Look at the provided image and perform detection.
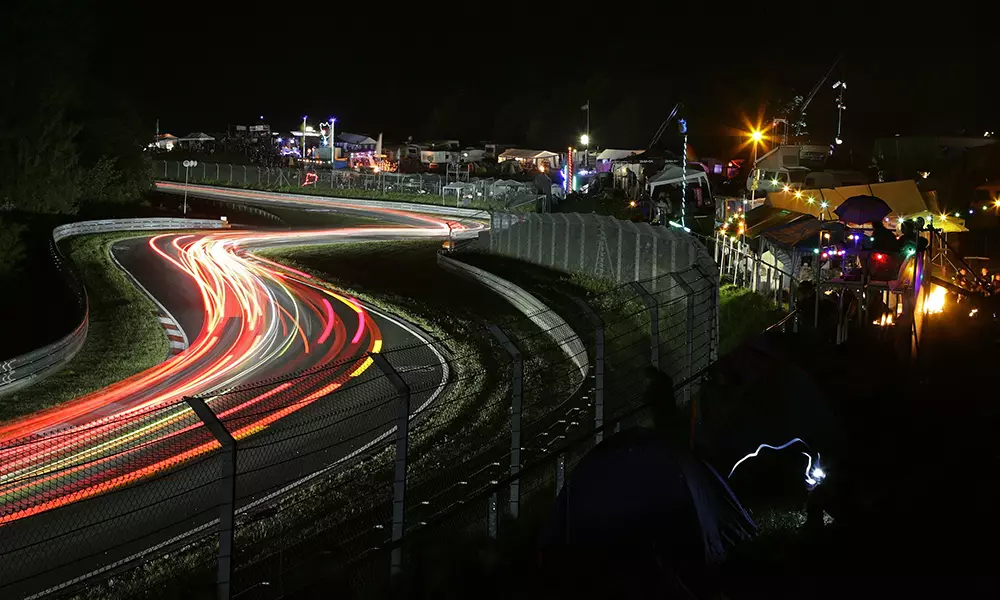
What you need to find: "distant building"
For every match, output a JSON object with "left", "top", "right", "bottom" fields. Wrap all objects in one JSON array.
[
  {"left": 497, "top": 149, "right": 560, "bottom": 171},
  {"left": 874, "top": 135, "right": 999, "bottom": 181},
  {"left": 335, "top": 133, "right": 378, "bottom": 153},
  {"left": 230, "top": 123, "right": 271, "bottom": 139},
  {"left": 154, "top": 133, "right": 178, "bottom": 151},
  {"left": 176, "top": 132, "right": 216, "bottom": 150},
  {"left": 752, "top": 144, "right": 867, "bottom": 192}
]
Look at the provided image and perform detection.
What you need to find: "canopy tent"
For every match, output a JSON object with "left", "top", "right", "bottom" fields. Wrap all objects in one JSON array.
[
  {"left": 646, "top": 165, "right": 711, "bottom": 194},
  {"left": 761, "top": 217, "right": 824, "bottom": 249},
  {"left": 766, "top": 180, "right": 932, "bottom": 220},
  {"left": 596, "top": 149, "right": 643, "bottom": 161},
  {"left": 177, "top": 132, "right": 215, "bottom": 142},
  {"left": 498, "top": 148, "right": 558, "bottom": 161},
  {"left": 335, "top": 132, "right": 377, "bottom": 147}
]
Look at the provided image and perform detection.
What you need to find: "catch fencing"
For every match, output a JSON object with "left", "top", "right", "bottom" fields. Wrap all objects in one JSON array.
[
  {"left": 154, "top": 160, "right": 538, "bottom": 210},
  {"left": 0, "top": 260, "right": 715, "bottom": 600},
  {"left": 484, "top": 212, "right": 719, "bottom": 286}
]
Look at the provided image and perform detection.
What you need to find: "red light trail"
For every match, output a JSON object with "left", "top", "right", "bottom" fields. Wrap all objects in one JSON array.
[{"left": 0, "top": 213, "right": 478, "bottom": 524}]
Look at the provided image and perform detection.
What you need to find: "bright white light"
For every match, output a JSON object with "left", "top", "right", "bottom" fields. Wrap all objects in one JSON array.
[
  {"left": 835, "top": 137, "right": 843, "bottom": 145},
  {"left": 580, "top": 134, "right": 590, "bottom": 146},
  {"left": 803, "top": 452, "right": 826, "bottom": 487}
]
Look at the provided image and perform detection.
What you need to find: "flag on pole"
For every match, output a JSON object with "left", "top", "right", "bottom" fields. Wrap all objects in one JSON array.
[{"left": 580, "top": 102, "right": 589, "bottom": 111}]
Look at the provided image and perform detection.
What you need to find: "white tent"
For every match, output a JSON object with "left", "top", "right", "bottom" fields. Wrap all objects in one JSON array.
[{"left": 177, "top": 132, "right": 215, "bottom": 142}]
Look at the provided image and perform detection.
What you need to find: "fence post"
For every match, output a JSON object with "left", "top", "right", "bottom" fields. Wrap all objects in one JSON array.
[
  {"left": 572, "top": 296, "right": 604, "bottom": 443},
  {"left": 185, "top": 397, "right": 236, "bottom": 600},
  {"left": 202, "top": 162, "right": 207, "bottom": 181},
  {"left": 228, "top": 164, "right": 233, "bottom": 184},
  {"left": 163, "top": 161, "right": 168, "bottom": 178},
  {"left": 176, "top": 161, "right": 181, "bottom": 180},
  {"left": 556, "top": 453, "right": 566, "bottom": 496},
  {"left": 371, "top": 353, "right": 410, "bottom": 577},
  {"left": 488, "top": 324, "right": 522, "bottom": 520},
  {"left": 488, "top": 491, "right": 498, "bottom": 539},
  {"left": 243, "top": 165, "right": 247, "bottom": 185},
  {"left": 629, "top": 282, "right": 659, "bottom": 369}
]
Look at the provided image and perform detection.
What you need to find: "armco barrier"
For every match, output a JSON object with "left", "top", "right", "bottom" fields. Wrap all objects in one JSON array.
[
  {"left": 155, "top": 181, "right": 491, "bottom": 221},
  {"left": 437, "top": 252, "right": 589, "bottom": 379},
  {"left": 0, "top": 218, "right": 227, "bottom": 397}
]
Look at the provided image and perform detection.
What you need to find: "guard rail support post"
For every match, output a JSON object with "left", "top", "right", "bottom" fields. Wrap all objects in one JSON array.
[
  {"left": 243, "top": 165, "right": 247, "bottom": 184},
  {"left": 371, "top": 353, "right": 410, "bottom": 578},
  {"left": 488, "top": 324, "right": 522, "bottom": 520},
  {"left": 185, "top": 396, "right": 236, "bottom": 600},
  {"left": 629, "top": 282, "right": 659, "bottom": 369},
  {"left": 571, "top": 296, "right": 604, "bottom": 443}
]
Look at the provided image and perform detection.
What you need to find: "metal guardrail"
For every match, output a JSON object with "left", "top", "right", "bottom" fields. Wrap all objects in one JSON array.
[
  {"left": 0, "top": 218, "right": 227, "bottom": 397},
  {"left": 437, "top": 252, "right": 589, "bottom": 379}
]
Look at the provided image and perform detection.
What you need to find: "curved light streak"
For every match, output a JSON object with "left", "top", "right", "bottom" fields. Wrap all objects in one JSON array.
[
  {"left": 0, "top": 218, "right": 476, "bottom": 524},
  {"left": 728, "top": 438, "right": 809, "bottom": 478}
]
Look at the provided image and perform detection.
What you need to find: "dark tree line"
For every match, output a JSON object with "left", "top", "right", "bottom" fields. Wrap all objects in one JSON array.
[{"left": 0, "top": 0, "right": 151, "bottom": 278}]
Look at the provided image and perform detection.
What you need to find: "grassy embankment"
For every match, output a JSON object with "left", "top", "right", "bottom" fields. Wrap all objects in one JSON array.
[{"left": 2, "top": 233, "right": 169, "bottom": 423}]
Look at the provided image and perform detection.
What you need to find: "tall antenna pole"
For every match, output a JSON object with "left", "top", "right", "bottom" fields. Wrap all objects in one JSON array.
[{"left": 680, "top": 118, "right": 688, "bottom": 228}]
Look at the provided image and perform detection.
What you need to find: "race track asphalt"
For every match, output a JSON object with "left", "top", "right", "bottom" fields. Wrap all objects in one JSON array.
[{"left": 0, "top": 219, "right": 462, "bottom": 598}]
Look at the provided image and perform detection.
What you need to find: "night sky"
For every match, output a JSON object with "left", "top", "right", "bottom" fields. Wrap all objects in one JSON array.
[{"left": 92, "top": 3, "right": 994, "bottom": 159}]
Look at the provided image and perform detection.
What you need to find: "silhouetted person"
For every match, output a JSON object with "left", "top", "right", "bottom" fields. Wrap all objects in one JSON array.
[
  {"left": 870, "top": 219, "right": 900, "bottom": 253},
  {"left": 538, "top": 368, "right": 754, "bottom": 599}
]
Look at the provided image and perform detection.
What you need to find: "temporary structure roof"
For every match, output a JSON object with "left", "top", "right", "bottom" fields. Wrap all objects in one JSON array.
[
  {"left": 596, "top": 149, "right": 643, "bottom": 161},
  {"left": 761, "top": 217, "right": 824, "bottom": 249},
  {"left": 646, "top": 166, "right": 711, "bottom": 193},
  {"left": 742, "top": 206, "right": 813, "bottom": 239},
  {"left": 177, "top": 132, "right": 215, "bottom": 142},
  {"left": 498, "top": 149, "right": 558, "bottom": 160},
  {"left": 336, "top": 133, "right": 377, "bottom": 146},
  {"left": 766, "top": 180, "right": 931, "bottom": 220},
  {"left": 904, "top": 210, "right": 969, "bottom": 233}
]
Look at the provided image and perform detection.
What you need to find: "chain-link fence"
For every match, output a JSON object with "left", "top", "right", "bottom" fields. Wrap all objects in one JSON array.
[
  {"left": 0, "top": 258, "right": 716, "bottom": 600},
  {"left": 153, "top": 161, "right": 540, "bottom": 211},
  {"left": 483, "top": 212, "right": 719, "bottom": 288}
]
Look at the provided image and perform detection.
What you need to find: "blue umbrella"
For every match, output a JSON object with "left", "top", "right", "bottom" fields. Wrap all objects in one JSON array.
[{"left": 834, "top": 195, "right": 892, "bottom": 224}]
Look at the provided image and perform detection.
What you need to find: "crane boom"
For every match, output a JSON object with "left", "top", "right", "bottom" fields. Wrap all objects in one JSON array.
[
  {"left": 795, "top": 54, "right": 843, "bottom": 124},
  {"left": 648, "top": 103, "right": 683, "bottom": 150}
]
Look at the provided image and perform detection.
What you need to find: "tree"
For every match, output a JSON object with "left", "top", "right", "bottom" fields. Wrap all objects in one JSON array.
[
  {"left": 0, "top": 218, "right": 27, "bottom": 280},
  {"left": 778, "top": 95, "right": 809, "bottom": 138}
]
